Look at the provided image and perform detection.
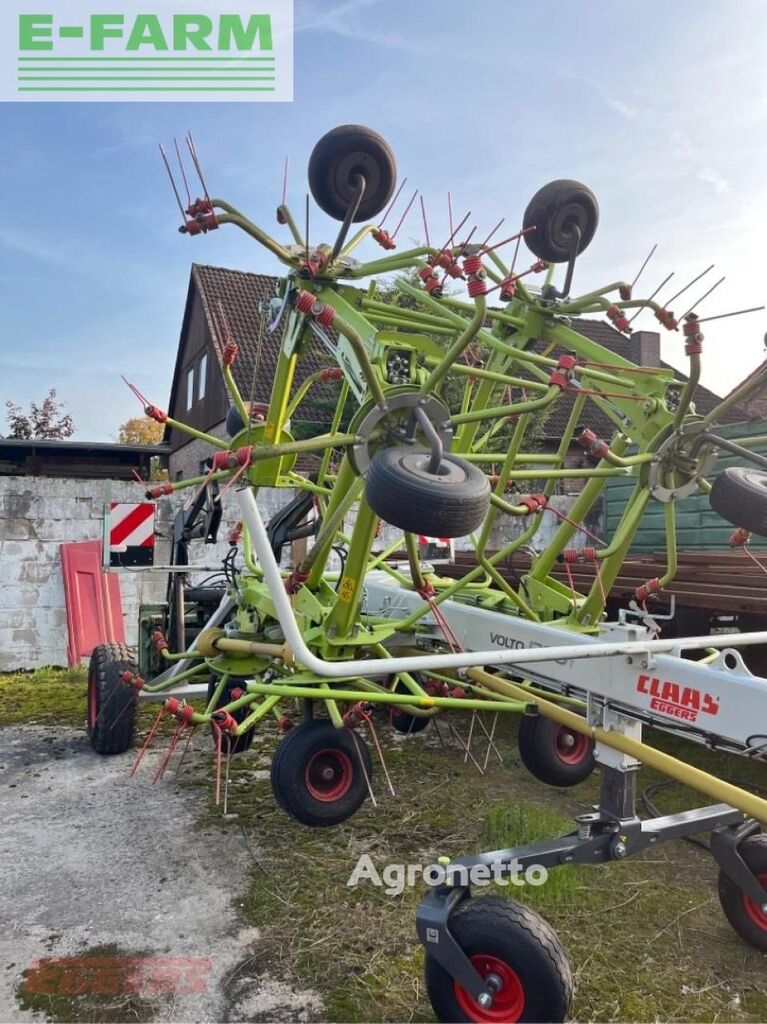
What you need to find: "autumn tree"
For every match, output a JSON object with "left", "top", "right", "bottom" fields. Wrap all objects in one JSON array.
[
  {"left": 5, "top": 389, "right": 74, "bottom": 440},
  {"left": 117, "top": 416, "right": 165, "bottom": 446},
  {"left": 116, "top": 416, "right": 168, "bottom": 480}
]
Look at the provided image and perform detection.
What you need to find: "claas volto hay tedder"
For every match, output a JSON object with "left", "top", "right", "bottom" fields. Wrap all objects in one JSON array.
[{"left": 86, "top": 125, "right": 767, "bottom": 1022}]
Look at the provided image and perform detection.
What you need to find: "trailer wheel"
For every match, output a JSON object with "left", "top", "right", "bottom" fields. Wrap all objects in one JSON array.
[
  {"left": 718, "top": 834, "right": 767, "bottom": 952},
  {"left": 710, "top": 468, "right": 767, "bottom": 537},
  {"left": 424, "top": 895, "right": 573, "bottom": 1023},
  {"left": 87, "top": 643, "right": 138, "bottom": 755},
  {"left": 517, "top": 715, "right": 595, "bottom": 787},
  {"left": 308, "top": 124, "right": 396, "bottom": 223},
  {"left": 523, "top": 179, "right": 599, "bottom": 263},
  {"left": 270, "top": 720, "right": 373, "bottom": 827},
  {"left": 388, "top": 674, "right": 431, "bottom": 735},
  {"left": 206, "top": 676, "right": 255, "bottom": 755},
  {"left": 366, "top": 447, "right": 490, "bottom": 538}
]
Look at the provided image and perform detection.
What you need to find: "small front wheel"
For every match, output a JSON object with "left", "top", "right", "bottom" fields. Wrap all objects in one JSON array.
[
  {"left": 424, "top": 895, "right": 573, "bottom": 1023},
  {"left": 523, "top": 179, "right": 598, "bottom": 263},
  {"left": 365, "top": 446, "right": 491, "bottom": 538},
  {"left": 87, "top": 643, "right": 138, "bottom": 755},
  {"left": 517, "top": 714, "right": 595, "bottom": 787},
  {"left": 308, "top": 124, "right": 396, "bottom": 223},
  {"left": 718, "top": 834, "right": 767, "bottom": 952},
  {"left": 270, "top": 720, "right": 373, "bottom": 827}
]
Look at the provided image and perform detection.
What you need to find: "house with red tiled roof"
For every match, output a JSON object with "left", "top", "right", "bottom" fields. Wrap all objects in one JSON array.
[{"left": 166, "top": 264, "right": 338, "bottom": 480}]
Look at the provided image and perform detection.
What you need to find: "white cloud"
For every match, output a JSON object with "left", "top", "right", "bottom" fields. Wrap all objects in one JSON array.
[
  {"left": 698, "top": 165, "right": 730, "bottom": 195},
  {"left": 605, "top": 96, "right": 639, "bottom": 120}
]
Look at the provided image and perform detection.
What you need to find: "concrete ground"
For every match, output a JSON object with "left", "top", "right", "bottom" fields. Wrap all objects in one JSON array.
[{"left": 0, "top": 725, "right": 323, "bottom": 1023}]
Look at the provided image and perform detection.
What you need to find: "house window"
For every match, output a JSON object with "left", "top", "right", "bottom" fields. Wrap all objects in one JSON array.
[
  {"left": 197, "top": 353, "right": 208, "bottom": 401},
  {"left": 186, "top": 366, "right": 195, "bottom": 410}
]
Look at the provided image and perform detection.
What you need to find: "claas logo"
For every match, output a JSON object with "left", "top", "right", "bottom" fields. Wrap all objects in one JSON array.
[{"left": 636, "top": 673, "right": 720, "bottom": 723}]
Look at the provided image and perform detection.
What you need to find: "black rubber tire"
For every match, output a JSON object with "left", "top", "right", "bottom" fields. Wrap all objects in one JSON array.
[
  {"left": 366, "top": 447, "right": 490, "bottom": 538},
  {"left": 710, "top": 467, "right": 767, "bottom": 537},
  {"left": 87, "top": 643, "right": 138, "bottom": 755},
  {"left": 425, "top": 894, "right": 573, "bottom": 1023},
  {"left": 270, "top": 719, "right": 373, "bottom": 827},
  {"left": 206, "top": 676, "right": 255, "bottom": 755},
  {"left": 389, "top": 674, "right": 431, "bottom": 735},
  {"left": 523, "top": 179, "right": 599, "bottom": 263},
  {"left": 718, "top": 834, "right": 767, "bottom": 952},
  {"left": 308, "top": 125, "right": 396, "bottom": 223},
  {"left": 517, "top": 714, "right": 595, "bottom": 787}
]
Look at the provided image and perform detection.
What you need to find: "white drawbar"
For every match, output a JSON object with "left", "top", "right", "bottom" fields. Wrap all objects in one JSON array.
[{"left": 237, "top": 487, "right": 767, "bottom": 677}]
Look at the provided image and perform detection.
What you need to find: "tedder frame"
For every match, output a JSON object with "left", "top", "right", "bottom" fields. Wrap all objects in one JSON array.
[{"left": 87, "top": 124, "right": 767, "bottom": 1022}]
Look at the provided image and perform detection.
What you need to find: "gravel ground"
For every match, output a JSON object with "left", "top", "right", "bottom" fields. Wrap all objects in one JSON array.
[{"left": 0, "top": 725, "right": 323, "bottom": 1022}]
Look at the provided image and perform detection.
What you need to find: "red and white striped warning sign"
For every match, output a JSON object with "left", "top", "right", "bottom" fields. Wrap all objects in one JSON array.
[{"left": 109, "top": 502, "right": 155, "bottom": 566}]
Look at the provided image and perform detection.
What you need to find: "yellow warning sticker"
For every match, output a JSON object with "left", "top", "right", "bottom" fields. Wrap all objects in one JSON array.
[{"left": 338, "top": 577, "right": 356, "bottom": 603}]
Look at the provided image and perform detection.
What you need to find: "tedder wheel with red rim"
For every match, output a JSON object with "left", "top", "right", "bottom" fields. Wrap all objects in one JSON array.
[
  {"left": 424, "top": 894, "right": 573, "bottom": 1023},
  {"left": 718, "top": 834, "right": 767, "bottom": 952},
  {"left": 87, "top": 643, "right": 138, "bottom": 756},
  {"left": 517, "top": 713, "right": 595, "bottom": 787},
  {"left": 270, "top": 719, "right": 373, "bottom": 827}
]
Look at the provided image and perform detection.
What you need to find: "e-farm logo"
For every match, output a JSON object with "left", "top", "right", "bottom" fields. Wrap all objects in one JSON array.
[{"left": 2, "top": 1, "right": 293, "bottom": 101}]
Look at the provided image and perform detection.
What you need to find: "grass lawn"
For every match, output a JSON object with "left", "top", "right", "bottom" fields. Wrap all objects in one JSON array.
[{"left": 2, "top": 668, "right": 767, "bottom": 1022}]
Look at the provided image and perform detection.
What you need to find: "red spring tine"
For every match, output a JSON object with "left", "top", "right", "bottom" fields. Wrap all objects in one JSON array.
[
  {"left": 130, "top": 706, "right": 166, "bottom": 777},
  {"left": 173, "top": 137, "right": 192, "bottom": 208},
  {"left": 663, "top": 263, "right": 714, "bottom": 308},
  {"left": 153, "top": 721, "right": 186, "bottom": 783},
  {"left": 628, "top": 271, "right": 675, "bottom": 325},
  {"left": 419, "top": 195, "right": 431, "bottom": 248},
  {"left": 630, "top": 242, "right": 658, "bottom": 290},
  {"left": 186, "top": 131, "right": 212, "bottom": 204},
  {"left": 479, "top": 217, "right": 505, "bottom": 251},
  {"left": 440, "top": 210, "right": 471, "bottom": 258},
  {"left": 480, "top": 224, "right": 536, "bottom": 258},
  {"left": 174, "top": 726, "right": 196, "bottom": 778},
  {"left": 697, "top": 304, "right": 766, "bottom": 325},
  {"left": 377, "top": 176, "right": 407, "bottom": 230},
  {"left": 121, "top": 374, "right": 151, "bottom": 408},
  {"left": 390, "top": 189, "right": 419, "bottom": 241},
  {"left": 680, "top": 276, "right": 726, "bottom": 322},
  {"left": 159, "top": 143, "right": 186, "bottom": 222}
]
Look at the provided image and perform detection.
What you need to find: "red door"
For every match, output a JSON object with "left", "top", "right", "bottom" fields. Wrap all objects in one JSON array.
[{"left": 60, "top": 541, "right": 125, "bottom": 666}]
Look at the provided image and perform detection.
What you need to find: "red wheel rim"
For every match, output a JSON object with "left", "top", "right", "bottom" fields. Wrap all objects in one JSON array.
[
  {"left": 454, "top": 954, "right": 525, "bottom": 1023},
  {"left": 305, "top": 748, "right": 354, "bottom": 802},
  {"left": 554, "top": 725, "right": 591, "bottom": 765},
  {"left": 742, "top": 872, "right": 767, "bottom": 930}
]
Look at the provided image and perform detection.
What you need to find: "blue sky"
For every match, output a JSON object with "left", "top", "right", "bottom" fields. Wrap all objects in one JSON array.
[{"left": 1, "top": 0, "right": 766, "bottom": 440}]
